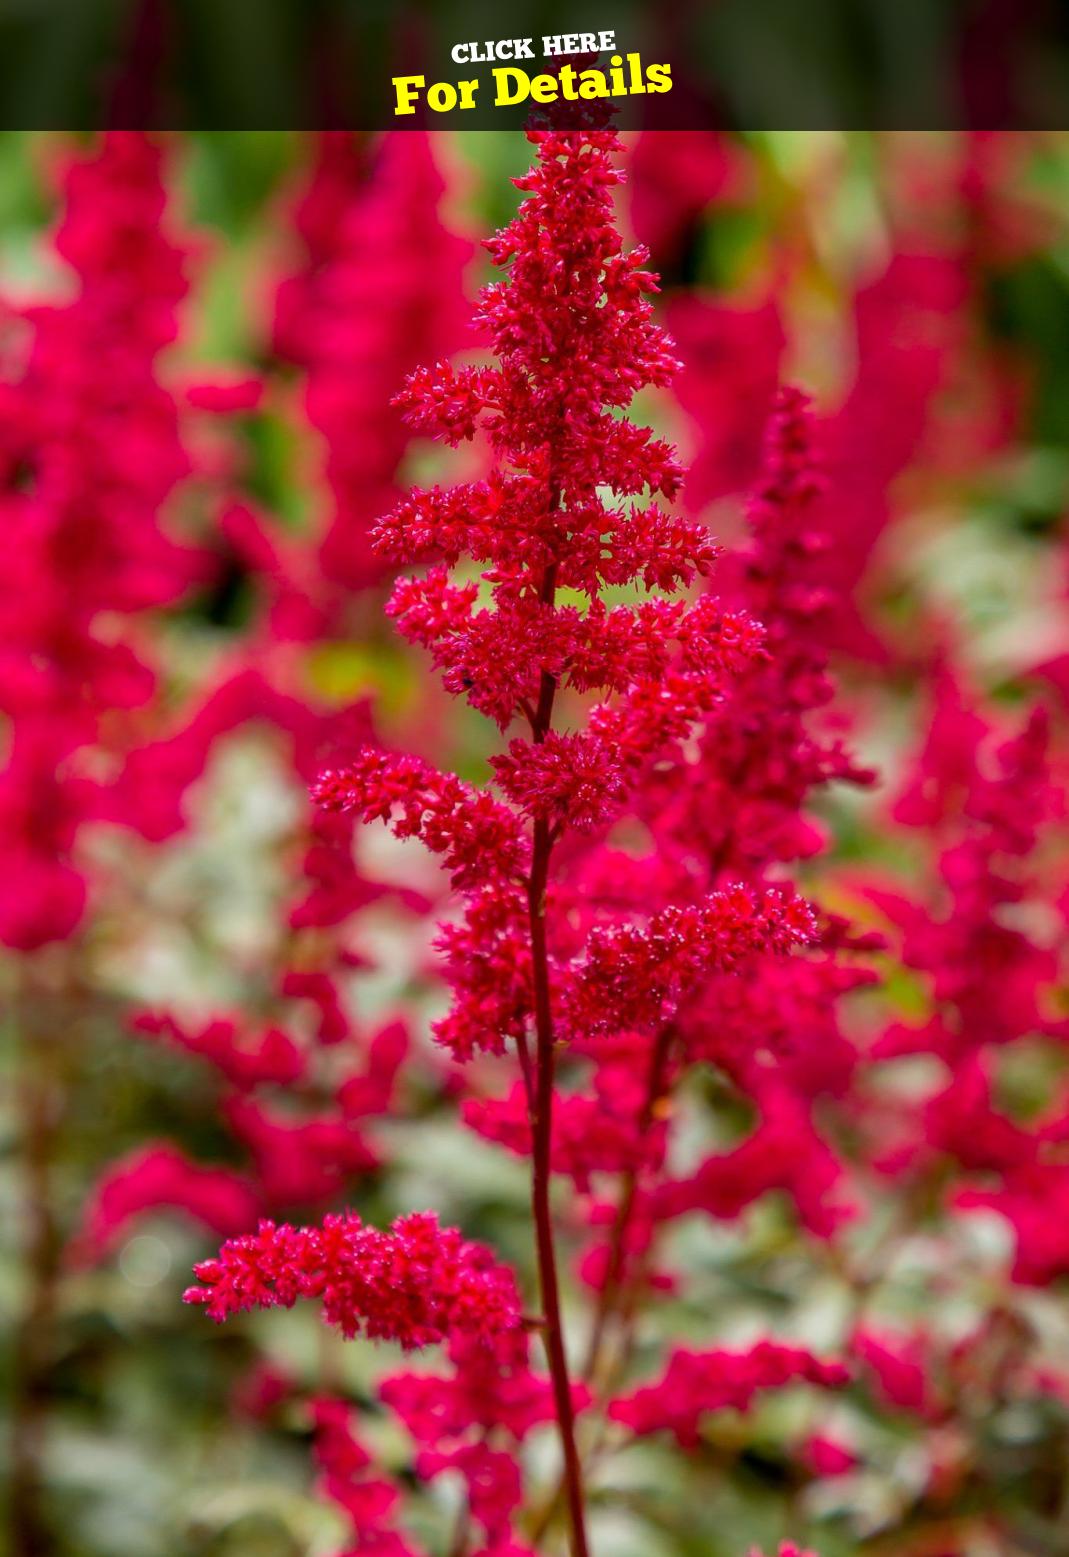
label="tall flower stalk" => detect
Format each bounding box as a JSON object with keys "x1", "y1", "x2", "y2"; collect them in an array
[{"x1": 289, "y1": 128, "x2": 812, "y2": 1555}]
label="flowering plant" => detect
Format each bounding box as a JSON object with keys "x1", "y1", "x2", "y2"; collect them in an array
[
  {"x1": 11, "y1": 128, "x2": 1069, "y2": 1557},
  {"x1": 181, "y1": 128, "x2": 855, "y2": 1557}
]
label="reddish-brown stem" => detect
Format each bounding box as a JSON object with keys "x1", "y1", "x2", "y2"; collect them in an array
[
  {"x1": 528, "y1": 804, "x2": 590, "y2": 1557},
  {"x1": 515, "y1": 1028, "x2": 536, "y2": 1114},
  {"x1": 521, "y1": 545, "x2": 591, "y2": 1557},
  {"x1": 531, "y1": 841, "x2": 742, "y2": 1540},
  {"x1": 528, "y1": 1021, "x2": 677, "y2": 1549}
]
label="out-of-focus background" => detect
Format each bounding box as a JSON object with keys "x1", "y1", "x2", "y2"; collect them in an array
[{"x1": 5, "y1": 130, "x2": 1069, "y2": 1557}]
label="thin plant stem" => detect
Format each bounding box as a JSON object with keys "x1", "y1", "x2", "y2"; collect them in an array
[{"x1": 522, "y1": 548, "x2": 591, "y2": 1557}]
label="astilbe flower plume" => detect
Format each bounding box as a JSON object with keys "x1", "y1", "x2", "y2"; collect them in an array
[
  {"x1": 4, "y1": 130, "x2": 245, "y2": 1557},
  {"x1": 61, "y1": 130, "x2": 487, "y2": 1347},
  {"x1": 654, "y1": 384, "x2": 876, "y2": 877},
  {"x1": 856, "y1": 666, "x2": 1069, "y2": 1286},
  {"x1": 273, "y1": 131, "x2": 470, "y2": 602},
  {"x1": 563, "y1": 386, "x2": 876, "y2": 1374},
  {"x1": 313, "y1": 131, "x2": 810, "y2": 1064},
  {"x1": 194, "y1": 130, "x2": 822, "y2": 1557},
  {"x1": 0, "y1": 130, "x2": 203, "y2": 948}
]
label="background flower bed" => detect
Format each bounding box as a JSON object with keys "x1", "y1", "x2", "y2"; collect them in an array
[{"x1": 4, "y1": 129, "x2": 1069, "y2": 1557}]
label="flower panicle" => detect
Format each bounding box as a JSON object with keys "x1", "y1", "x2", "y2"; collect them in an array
[{"x1": 183, "y1": 1210, "x2": 522, "y2": 1350}]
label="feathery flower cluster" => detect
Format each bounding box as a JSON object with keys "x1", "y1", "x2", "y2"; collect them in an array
[
  {"x1": 0, "y1": 131, "x2": 201, "y2": 949},
  {"x1": 274, "y1": 131, "x2": 470, "y2": 600},
  {"x1": 651, "y1": 385, "x2": 876, "y2": 877},
  {"x1": 312, "y1": 132, "x2": 810, "y2": 1079},
  {"x1": 856, "y1": 668, "x2": 1069, "y2": 1289},
  {"x1": 184, "y1": 1210, "x2": 521, "y2": 1347},
  {"x1": 77, "y1": 1145, "x2": 261, "y2": 1259}
]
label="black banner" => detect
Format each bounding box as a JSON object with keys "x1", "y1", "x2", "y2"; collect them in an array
[{"x1": 1, "y1": 0, "x2": 1067, "y2": 129}]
